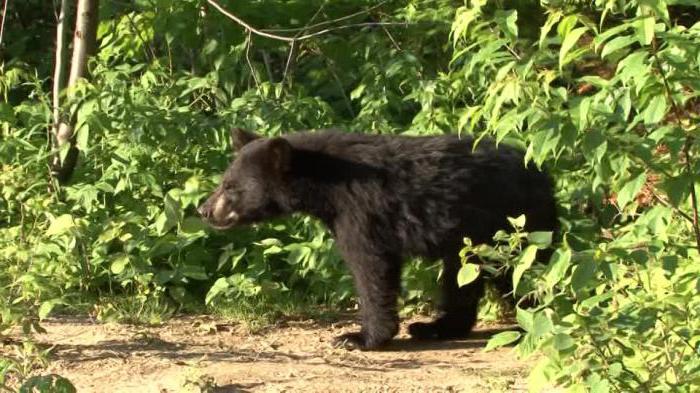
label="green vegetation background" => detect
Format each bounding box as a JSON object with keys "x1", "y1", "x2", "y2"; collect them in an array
[{"x1": 1, "y1": 0, "x2": 699, "y2": 391}]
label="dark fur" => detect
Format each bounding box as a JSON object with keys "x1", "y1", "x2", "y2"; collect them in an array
[{"x1": 199, "y1": 129, "x2": 557, "y2": 350}]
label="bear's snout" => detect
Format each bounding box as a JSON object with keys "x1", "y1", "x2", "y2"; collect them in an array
[{"x1": 198, "y1": 191, "x2": 238, "y2": 229}]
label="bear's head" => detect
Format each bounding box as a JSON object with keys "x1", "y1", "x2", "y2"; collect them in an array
[{"x1": 198, "y1": 128, "x2": 291, "y2": 229}]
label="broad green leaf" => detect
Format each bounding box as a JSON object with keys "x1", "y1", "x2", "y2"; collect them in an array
[
  {"x1": 110, "y1": 255, "x2": 129, "y2": 275},
  {"x1": 528, "y1": 231, "x2": 552, "y2": 249},
  {"x1": 181, "y1": 217, "x2": 208, "y2": 234},
  {"x1": 513, "y1": 245, "x2": 538, "y2": 292},
  {"x1": 508, "y1": 214, "x2": 526, "y2": 229},
  {"x1": 205, "y1": 277, "x2": 230, "y2": 305},
  {"x1": 516, "y1": 307, "x2": 534, "y2": 332},
  {"x1": 636, "y1": 15, "x2": 655, "y2": 45},
  {"x1": 643, "y1": 95, "x2": 667, "y2": 124},
  {"x1": 39, "y1": 299, "x2": 62, "y2": 320},
  {"x1": 46, "y1": 214, "x2": 75, "y2": 236},
  {"x1": 560, "y1": 27, "x2": 588, "y2": 70},
  {"x1": 617, "y1": 172, "x2": 647, "y2": 209},
  {"x1": 76, "y1": 123, "x2": 90, "y2": 151},
  {"x1": 539, "y1": 11, "x2": 562, "y2": 48},
  {"x1": 484, "y1": 331, "x2": 521, "y2": 351},
  {"x1": 545, "y1": 248, "x2": 572, "y2": 287},
  {"x1": 663, "y1": 174, "x2": 691, "y2": 206},
  {"x1": 457, "y1": 263, "x2": 481, "y2": 287},
  {"x1": 532, "y1": 311, "x2": 553, "y2": 338},
  {"x1": 180, "y1": 264, "x2": 209, "y2": 280},
  {"x1": 495, "y1": 10, "x2": 518, "y2": 40},
  {"x1": 601, "y1": 35, "x2": 637, "y2": 59},
  {"x1": 571, "y1": 257, "x2": 596, "y2": 293},
  {"x1": 553, "y1": 333, "x2": 575, "y2": 350}
]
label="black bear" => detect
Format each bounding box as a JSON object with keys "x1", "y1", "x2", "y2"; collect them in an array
[{"x1": 198, "y1": 129, "x2": 557, "y2": 350}]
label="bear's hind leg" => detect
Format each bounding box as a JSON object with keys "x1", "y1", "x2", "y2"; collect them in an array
[{"x1": 409, "y1": 254, "x2": 484, "y2": 340}]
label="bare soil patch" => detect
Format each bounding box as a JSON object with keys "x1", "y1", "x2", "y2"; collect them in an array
[{"x1": 15, "y1": 316, "x2": 530, "y2": 392}]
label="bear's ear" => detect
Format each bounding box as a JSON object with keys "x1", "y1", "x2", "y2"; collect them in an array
[
  {"x1": 267, "y1": 137, "x2": 292, "y2": 174},
  {"x1": 231, "y1": 128, "x2": 259, "y2": 151}
]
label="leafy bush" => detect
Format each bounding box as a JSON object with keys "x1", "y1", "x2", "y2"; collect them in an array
[
  {"x1": 1, "y1": 0, "x2": 699, "y2": 391},
  {"x1": 449, "y1": 1, "x2": 700, "y2": 391}
]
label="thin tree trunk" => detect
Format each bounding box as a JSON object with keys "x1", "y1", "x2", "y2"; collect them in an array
[
  {"x1": 52, "y1": 0, "x2": 99, "y2": 183},
  {"x1": 52, "y1": 0, "x2": 69, "y2": 152}
]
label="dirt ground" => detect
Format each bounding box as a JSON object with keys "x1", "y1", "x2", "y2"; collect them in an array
[{"x1": 12, "y1": 316, "x2": 531, "y2": 392}]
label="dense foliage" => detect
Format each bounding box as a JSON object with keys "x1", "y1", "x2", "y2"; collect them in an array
[{"x1": 1, "y1": 0, "x2": 698, "y2": 391}]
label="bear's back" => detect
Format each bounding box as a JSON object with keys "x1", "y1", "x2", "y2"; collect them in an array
[{"x1": 284, "y1": 130, "x2": 556, "y2": 258}]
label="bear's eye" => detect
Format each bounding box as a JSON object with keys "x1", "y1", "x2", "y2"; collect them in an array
[{"x1": 223, "y1": 185, "x2": 242, "y2": 202}]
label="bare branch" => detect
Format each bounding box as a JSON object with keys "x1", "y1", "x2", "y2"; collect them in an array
[
  {"x1": 206, "y1": 0, "x2": 408, "y2": 43},
  {"x1": 651, "y1": 38, "x2": 700, "y2": 250},
  {"x1": 244, "y1": 32, "x2": 261, "y2": 90},
  {"x1": 0, "y1": 0, "x2": 8, "y2": 46},
  {"x1": 261, "y1": 0, "x2": 390, "y2": 34},
  {"x1": 52, "y1": 0, "x2": 69, "y2": 134}
]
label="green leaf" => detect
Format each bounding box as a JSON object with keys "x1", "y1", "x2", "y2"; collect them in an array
[
  {"x1": 484, "y1": 331, "x2": 521, "y2": 351},
  {"x1": 617, "y1": 172, "x2": 647, "y2": 209},
  {"x1": 528, "y1": 231, "x2": 552, "y2": 249},
  {"x1": 508, "y1": 214, "x2": 526, "y2": 229},
  {"x1": 38, "y1": 299, "x2": 62, "y2": 320},
  {"x1": 457, "y1": 263, "x2": 481, "y2": 287},
  {"x1": 636, "y1": 15, "x2": 655, "y2": 45},
  {"x1": 560, "y1": 27, "x2": 588, "y2": 70},
  {"x1": 76, "y1": 123, "x2": 90, "y2": 151},
  {"x1": 513, "y1": 245, "x2": 538, "y2": 292},
  {"x1": 539, "y1": 11, "x2": 562, "y2": 48},
  {"x1": 601, "y1": 35, "x2": 637, "y2": 59},
  {"x1": 545, "y1": 248, "x2": 572, "y2": 287},
  {"x1": 495, "y1": 10, "x2": 518, "y2": 40},
  {"x1": 516, "y1": 307, "x2": 534, "y2": 332},
  {"x1": 110, "y1": 255, "x2": 129, "y2": 275},
  {"x1": 205, "y1": 277, "x2": 230, "y2": 305},
  {"x1": 532, "y1": 311, "x2": 553, "y2": 338},
  {"x1": 571, "y1": 257, "x2": 596, "y2": 293},
  {"x1": 46, "y1": 214, "x2": 75, "y2": 236},
  {"x1": 181, "y1": 217, "x2": 208, "y2": 234},
  {"x1": 663, "y1": 174, "x2": 691, "y2": 206},
  {"x1": 643, "y1": 95, "x2": 667, "y2": 124},
  {"x1": 180, "y1": 264, "x2": 209, "y2": 280},
  {"x1": 553, "y1": 333, "x2": 574, "y2": 350}
]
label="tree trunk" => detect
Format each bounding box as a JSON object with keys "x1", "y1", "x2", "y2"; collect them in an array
[
  {"x1": 51, "y1": 0, "x2": 99, "y2": 183},
  {"x1": 52, "y1": 0, "x2": 69, "y2": 155}
]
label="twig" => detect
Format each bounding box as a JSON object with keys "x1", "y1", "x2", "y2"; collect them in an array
[
  {"x1": 650, "y1": 190, "x2": 695, "y2": 224},
  {"x1": 260, "y1": 0, "x2": 391, "y2": 34},
  {"x1": 0, "y1": 0, "x2": 8, "y2": 47},
  {"x1": 124, "y1": 11, "x2": 156, "y2": 61},
  {"x1": 381, "y1": 22, "x2": 401, "y2": 51},
  {"x1": 282, "y1": 3, "x2": 325, "y2": 84},
  {"x1": 244, "y1": 31, "x2": 261, "y2": 90},
  {"x1": 206, "y1": 0, "x2": 408, "y2": 43},
  {"x1": 323, "y1": 53, "x2": 355, "y2": 117},
  {"x1": 651, "y1": 38, "x2": 700, "y2": 250},
  {"x1": 282, "y1": 39, "x2": 296, "y2": 83},
  {"x1": 261, "y1": 50, "x2": 274, "y2": 82}
]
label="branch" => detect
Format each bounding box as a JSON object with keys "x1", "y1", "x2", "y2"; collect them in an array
[
  {"x1": 205, "y1": 0, "x2": 408, "y2": 43},
  {"x1": 651, "y1": 38, "x2": 700, "y2": 250},
  {"x1": 52, "y1": 0, "x2": 69, "y2": 134},
  {"x1": 124, "y1": 12, "x2": 156, "y2": 61},
  {"x1": 650, "y1": 190, "x2": 695, "y2": 224},
  {"x1": 260, "y1": 0, "x2": 391, "y2": 34},
  {"x1": 0, "y1": 0, "x2": 8, "y2": 47}
]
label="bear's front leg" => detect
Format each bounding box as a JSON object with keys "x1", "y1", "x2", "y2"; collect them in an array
[{"x1": 332, "y1": 247, "x2": 401, "y2": 350}]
